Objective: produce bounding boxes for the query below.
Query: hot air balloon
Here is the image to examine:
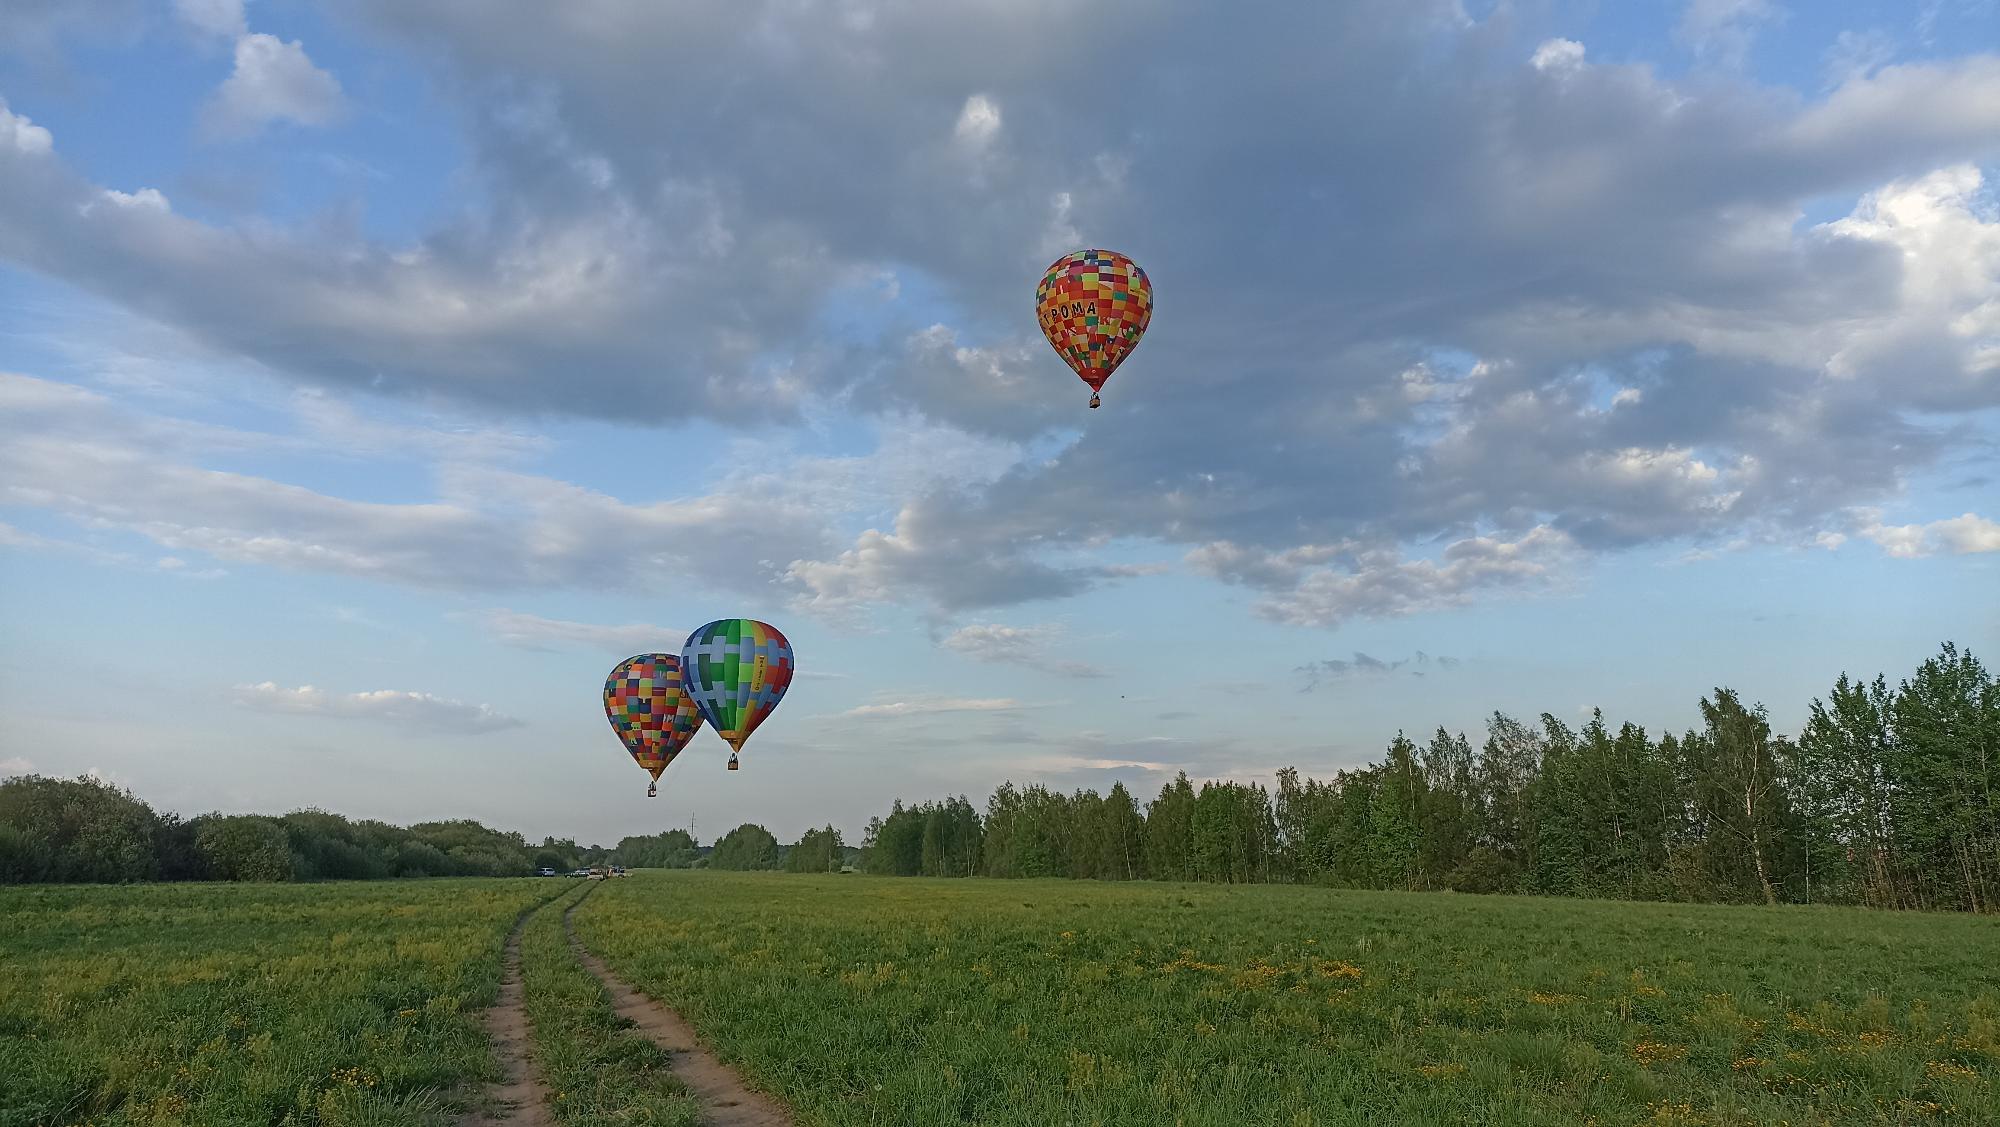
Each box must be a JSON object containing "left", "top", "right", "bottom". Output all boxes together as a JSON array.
[
  {"left": 680, "top": 619, "right": 794, "bottom": 771},
  {"left": 1035, "top": 249, "right": 1152, "bottom": 408},
  {"left": 604, "top": 654, "right": 704, "bottom": 797}
]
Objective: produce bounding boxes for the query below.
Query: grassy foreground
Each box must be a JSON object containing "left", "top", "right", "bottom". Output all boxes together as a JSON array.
[
  {"left": 0, "top": 879, "right": 555, "bottom": 1127},
  {"left": 518, "top": 884, "right": 699, "bottom": 1127},
  {"left": 573, "top": 871, "right": 2000, "bottom": 1127}
]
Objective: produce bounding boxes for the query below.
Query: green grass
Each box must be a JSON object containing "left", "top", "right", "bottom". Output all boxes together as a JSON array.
[
  {"left": 0, "top": 879, "right": 558, "bottom": 1127},
  {"left": 517, "top": 885, "right": 699, "bottom": 1127},
  {"left": 573, "top": 871, "right": 2000, "bottom": 1127}
]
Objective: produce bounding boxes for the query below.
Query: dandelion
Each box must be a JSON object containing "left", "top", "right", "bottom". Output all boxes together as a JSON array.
[
  {"left": 1528, "top": 992, "right": 1583, "bottom": 1005},
  {"left": 1926, "top": 1060, "right": 1979, "bottom": 1081},
  {"left": 1417, "top": 1062, "right": 1466, "bottom": 1078},
  {"left": 1631, "top": 1041, "right": 1690, "bottom": 1066}
]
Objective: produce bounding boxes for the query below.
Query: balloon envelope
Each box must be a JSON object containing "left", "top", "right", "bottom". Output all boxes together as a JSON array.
[
  {"left": 680, "top": 619, "right": 794, "bottom": 757},
  {"left": 1035, "top": 249, "right": 1152, "bottom": 396},
  {"left": 604, "top": 654, "right": 703, "bottom": 782}
]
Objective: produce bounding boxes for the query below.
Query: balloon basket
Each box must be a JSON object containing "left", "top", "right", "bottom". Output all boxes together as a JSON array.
[
  {"left": 727, "top": 754, "right": 740, "bottom": 771},
  {"left": 1088, "top": 392, "right": 1101, "bottom": 409},
  {"left": 646, "top": 781, "right": 657, "bottom": 798}
]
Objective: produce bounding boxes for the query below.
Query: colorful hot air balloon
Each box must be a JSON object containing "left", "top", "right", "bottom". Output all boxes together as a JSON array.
[
  {"left": 1035, "top": 249, "right": 1153, "bottom": 408},
  {"left": 680, "top": 619, "right": 794, "bottom": 771},
  {"left": 604, "top": 654, "right": 704, "bottom": 797}
]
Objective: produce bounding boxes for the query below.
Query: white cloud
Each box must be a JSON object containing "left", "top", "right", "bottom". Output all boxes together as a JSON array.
[
  {"left": 940, "top": 623, "right": 1108, "bottom": 678},
  {"left": 173, "top": 0, "right": 246, "bottom": 39},
  {"left": 953, "top": 94, "right": 1002, "bottom": 148},
  {"left": 94, "top": 187, "right": 171, "bottom": 213},
  {"left": 0, "top": 99, "right": 54, "bottom": 156},
  {"left": 1531, "top": 38, "right": 1586, "bottom": 73},
  {"left": 1194, "top": 527, "right": 1578, "bottom": 629},
  {"left": 1860, "top": 510, "right": 2000, "bottom": 557},
  {"left": 1, "top": 757, "right": 35, "bottom": 777},
  {"left": 203, "top": 33, "right": 345, "bottom": 139},
  {"left": 835, "top": 697, "right": 1026, "bottom": 720},
  {"left": 0, "top": 372, "right": 832, "bottom": 594},
  {"left": 232, "top": 682, "right": 527, "bottom": 732},
  {"left": 475, "top": 609, "right": 688, "bottom": 654},
  {"left": 1932, "top": 513, "right": 2000, "bottom": 554}
]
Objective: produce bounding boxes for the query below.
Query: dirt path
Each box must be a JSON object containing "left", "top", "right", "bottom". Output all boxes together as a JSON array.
[
  {"left": 563, "top": 891, "right": 796, "bottom": 1127},
  {"left": 463, "top": 903, "right": 554, "bottom": 1127}
]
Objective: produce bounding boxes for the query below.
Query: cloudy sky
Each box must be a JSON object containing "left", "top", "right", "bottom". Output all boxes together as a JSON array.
[{"left": 2, "top": 0, "right": 1996, "bottom": 846}]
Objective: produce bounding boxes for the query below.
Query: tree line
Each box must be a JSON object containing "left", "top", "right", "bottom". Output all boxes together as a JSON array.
[
  {"left": 0, "top": 781, "right": 740, "bottom": 883},
  {"left": 7, "top": 642, "right": 1991, "bottom": 910},
  {"left": 851, "top": 643, "right": 1999, "bottom": 912}
]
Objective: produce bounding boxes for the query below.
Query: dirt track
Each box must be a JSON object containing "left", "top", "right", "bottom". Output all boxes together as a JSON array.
[
  {"left": 462, "top": 908, "right": 552, "bottom": 1127},
  {"left": 563, "top": 891, "right": 795, "bottom": 1127}
]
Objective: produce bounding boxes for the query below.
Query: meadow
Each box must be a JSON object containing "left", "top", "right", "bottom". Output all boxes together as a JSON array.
[
  {"left": 575, "top": 871, "right": 2000, "bottom": 1127},
  {"left": 0, "top": 879, "right": 558, "bottom": 1127},
  {"left": 517, "top": 884, "right": 699, "bottom": 1127},
  {"left": 7, "top": 872, "right": 1999, "bottom": 1127}
]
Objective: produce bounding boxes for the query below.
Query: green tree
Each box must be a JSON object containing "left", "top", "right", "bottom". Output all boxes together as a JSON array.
[
  {"left": 1680, "top": 690, "right": 1792, "bottom": 905},
  {"left": 194, "top": 815, "right": 295, "bottom": 882},
  {"left": 787, "top": 825, "right": 844, "bottom": 872},
  {"left": 1888, "top": 643, "right": 1999, "bottom": 912},
  {"left": 709, "top": 823, "right": 781, "bottom": 870},
  {"left": 0, "top": 774, "right": 162, "bottom": 883},
  {"left": 1098, "top": 782, "right": 1146, "bottom": 880},
  {"left": 1144, "top": 772, "right": 1197, "bottom": 882},
  {"left": 1369, "top": 733, "right": 1426, "bottom": 889}
]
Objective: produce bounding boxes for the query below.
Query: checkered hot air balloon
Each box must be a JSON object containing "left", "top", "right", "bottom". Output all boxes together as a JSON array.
[
  {"left": 679, "top": 619, "right": 794, "bottom": 771},
  {"left": 604, "top": 654, "right": 704, "bottom": 797},
  {"left": 1035, "top": 249, "right": 1153, "bottom": 408}
]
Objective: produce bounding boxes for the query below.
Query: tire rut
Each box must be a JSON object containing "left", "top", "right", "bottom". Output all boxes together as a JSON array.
[
  {"left": 463, "top": 899, "right": 556, "bottom": 1127},
  {"left": 563, "top": 888, "right": 796, "bottom": 1127}
]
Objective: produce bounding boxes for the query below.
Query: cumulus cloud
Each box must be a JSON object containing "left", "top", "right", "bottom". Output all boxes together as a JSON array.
[
  {"left": 232, "top": 682, "right": 526, "bottom": 732},
  {"left": 1858, "top": 510, "right": 2000, "bottom": 557},
  {"left": 953, "top": 94, "right": 1002, "bottom": 149},
  {"left": 939, "top": 623, "right": 1108, "bottom": 678},
  {"left": 202, "top": 33, "right": 346, "bottom": 139},
  {"left": 0, "top": 372, "right": 835, "bottom": 593},
  {"left": 0, "top": 99, "right": 54, "bottom": 155},
  {"left": 1530, "top": 38, "right": 1586, "bottom": 73},
  {"left": 475, "top": 609, "right": 688, "bottom": 654},
  {"left": 1194, "top": 527, "right": 1578, "bottom": 629},
  {"left": 4, "top": 4, "right": 2000, "bottom": 630},
  {"left": 1, "top": 756, "right": 35, "bottom": 776},
  {"left": 786, "top": 498, "right": 1124, "bottom": 615}
]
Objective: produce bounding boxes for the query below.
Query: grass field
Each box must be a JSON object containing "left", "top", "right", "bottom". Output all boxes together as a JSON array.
[
  {"left": 574, "top": 872, "right": 2000, "bottom": 1127},
  {"left": 0, "top": 879, "right": 557, "bottom": 1127},
  {"left": 6, "top": 874, "right": 1998, "bottom": 1127},
  {"left": 518, "top": 884, "right": 699, "bottom": 1127}
]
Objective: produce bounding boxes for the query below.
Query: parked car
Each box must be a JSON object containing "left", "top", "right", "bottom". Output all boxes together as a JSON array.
[{"left": 537, "top": 867, "right": 556, "bottom": 877}]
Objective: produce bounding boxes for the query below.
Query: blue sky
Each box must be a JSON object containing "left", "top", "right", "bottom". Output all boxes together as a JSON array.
[{"left": 2, "top": 0, "right": 1996, "bottom": 846}]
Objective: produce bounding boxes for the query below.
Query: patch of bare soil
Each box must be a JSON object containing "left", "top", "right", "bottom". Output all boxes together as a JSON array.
[
  {"left": 563, "top": 895, "right": 795, "bottom": 1127},
  {"left": 462, "top": 908, "right": 553, "bottom": 1127}
]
